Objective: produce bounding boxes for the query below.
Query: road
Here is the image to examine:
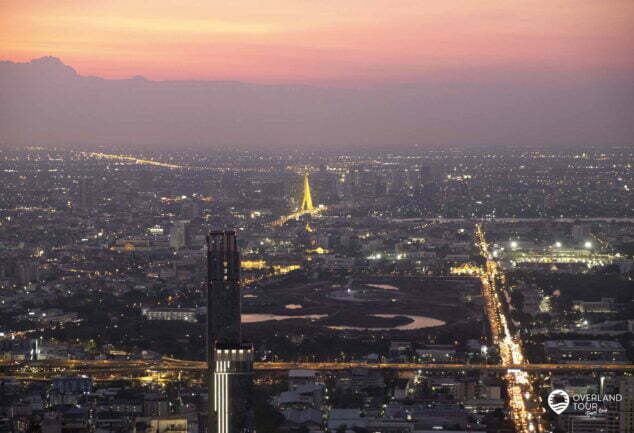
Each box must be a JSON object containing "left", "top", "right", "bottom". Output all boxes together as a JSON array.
[
  {"left": 269, "top": 207, "right": 324, "bottom": 227},
  {"left": 0, "top": 358, "right": 631, "bottom": 376},
  {"left": 83, "top": 152, "right": 186, "bottom": 169},
  {"left": 476, "top": 223, "right": 545, "bottom": 433}
]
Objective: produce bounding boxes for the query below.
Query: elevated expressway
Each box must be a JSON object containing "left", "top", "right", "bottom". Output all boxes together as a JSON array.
[{"left": 0, "top": 358, "right": 631, "bottom": 378}]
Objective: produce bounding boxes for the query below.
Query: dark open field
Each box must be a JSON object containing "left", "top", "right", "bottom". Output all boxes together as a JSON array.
[{"left": 242, "top": 276, "right": 482, "bottom": 332}]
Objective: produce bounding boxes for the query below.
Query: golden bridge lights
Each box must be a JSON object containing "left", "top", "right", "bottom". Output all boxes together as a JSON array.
[
  {"left": 270, "top": 170, "right": 325, "bottom": 227},
  {"left": 299, "top": 171, "right": 314, "bottom": 212}
]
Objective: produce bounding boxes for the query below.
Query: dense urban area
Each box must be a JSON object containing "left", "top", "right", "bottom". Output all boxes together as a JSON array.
[{"left": 0, "top": 147, "right": 633, "bottom": 433}]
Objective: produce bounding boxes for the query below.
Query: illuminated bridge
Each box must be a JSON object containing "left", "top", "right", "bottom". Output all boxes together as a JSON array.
[{"left": 270, "top": 171, "right": 325, "bottom": 227}]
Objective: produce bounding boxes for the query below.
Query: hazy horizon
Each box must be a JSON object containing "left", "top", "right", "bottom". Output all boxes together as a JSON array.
[{"left": 1, "top": 56, "right": 633, "bottom": 151}]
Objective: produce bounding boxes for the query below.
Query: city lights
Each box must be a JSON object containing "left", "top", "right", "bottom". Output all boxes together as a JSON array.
[{"left": 1, "top": 147, "right": 632, "bottom": 433}]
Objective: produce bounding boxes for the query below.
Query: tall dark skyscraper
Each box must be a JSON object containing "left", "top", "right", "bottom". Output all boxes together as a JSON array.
[{"left": 207, "top": 231, "right": 254, "bottom": 433}]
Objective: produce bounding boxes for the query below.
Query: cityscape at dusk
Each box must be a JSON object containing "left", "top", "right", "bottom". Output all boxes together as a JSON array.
[
  {"left": 1, "top": 2, "right": 633, "bottom": 433},
  {"left": 0, "top": 148, "right": 632, "bottom": 433}
]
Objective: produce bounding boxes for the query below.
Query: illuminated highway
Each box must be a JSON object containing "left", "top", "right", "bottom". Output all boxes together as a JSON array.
[
  {"left": 476, "top": 224, "right": 545, "bottom": 433},
  {"left": 82, "top": 152, "right": 186, "bottom": 169},
  {"left": 0, "top": 358, "right": 631, "bottom": 377}
]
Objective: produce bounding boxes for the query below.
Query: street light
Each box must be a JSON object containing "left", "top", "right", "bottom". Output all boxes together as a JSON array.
[
  {"left": 555, "top": 241, "right": 562, "bottom": 248},
  {"left": 510, "top": 241, "right": 518, "bottom": 249},
  {"left": 584, "top": 241, "right": 592, "bottom": 249}
]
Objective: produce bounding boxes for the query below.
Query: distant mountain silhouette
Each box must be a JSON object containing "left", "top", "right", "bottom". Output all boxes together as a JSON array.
[
  {"left": 1, "top": 56, "right": 78, "bottom": 79},
  {"left": 1, "top": 57, "right": 632, "bottom": 150}
]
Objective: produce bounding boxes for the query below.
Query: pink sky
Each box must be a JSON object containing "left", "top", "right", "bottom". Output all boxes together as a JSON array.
[{"left": 1, "top": 0, "right": 633, "bottom": 84}]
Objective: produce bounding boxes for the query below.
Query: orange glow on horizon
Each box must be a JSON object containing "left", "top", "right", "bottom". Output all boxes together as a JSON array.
[{"left": 1, "top": 0, "right": 633, "bottom": 84}]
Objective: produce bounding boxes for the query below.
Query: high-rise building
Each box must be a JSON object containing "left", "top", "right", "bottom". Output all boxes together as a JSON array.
[
  {"left": 29, "top": 338, "right": 40, "bottom": 361},
  {"left": 16, "top": 260, "right": 39, "bottom": 285},
  {"left": 207, "top": 231, "right": 254, "bottom": 433},
  {"left": 572, "top": 224, "right": 591, "bottom": 242},
  {"left": 170, "top": 220, "right": 199, "bottom": 249},
  {"left": 78, "top": 177, "right": 94, "bottom": 212},
  {"left": 180, "top": 198, "right": 200, "bottom": 220},
  {"left": 170, "top": 221, "right": 187, "bottom": 249},
  {"left": 621, "top": 376, "right": 634, "bottom": 433},
  {"left": 418, "top": 164, "right": 444, "bottom": 216},
  {"left": 52, "top": 376, "right": 93, "bottom": 394}
]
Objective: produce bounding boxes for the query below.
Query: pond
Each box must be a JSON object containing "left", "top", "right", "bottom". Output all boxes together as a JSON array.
[
  {"left": 242, "top": 313, "right": 326, "bottom": 323},
  {"left": 365, "top": 284, "right": 399, "bottom": 291},
  {"left": 241, "top": 313, "right": 444, "bottom": 330}
]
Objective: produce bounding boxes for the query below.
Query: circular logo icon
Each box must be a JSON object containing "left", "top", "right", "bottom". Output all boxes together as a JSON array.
[{"left": 548, "top": 389, "right": 570, "bottom": 414}]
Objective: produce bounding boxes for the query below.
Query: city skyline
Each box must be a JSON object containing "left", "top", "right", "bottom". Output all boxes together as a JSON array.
[
  {"left": 0, "top": 147, "right": 633, "bottom": 433},
  {"left": 1, "top": 2, "right": 633, "bottom": 432}
]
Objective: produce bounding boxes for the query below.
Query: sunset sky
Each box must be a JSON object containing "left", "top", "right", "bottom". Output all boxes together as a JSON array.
[{"left": 2, "top": 0, "right": 633, "bottom": 84}]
